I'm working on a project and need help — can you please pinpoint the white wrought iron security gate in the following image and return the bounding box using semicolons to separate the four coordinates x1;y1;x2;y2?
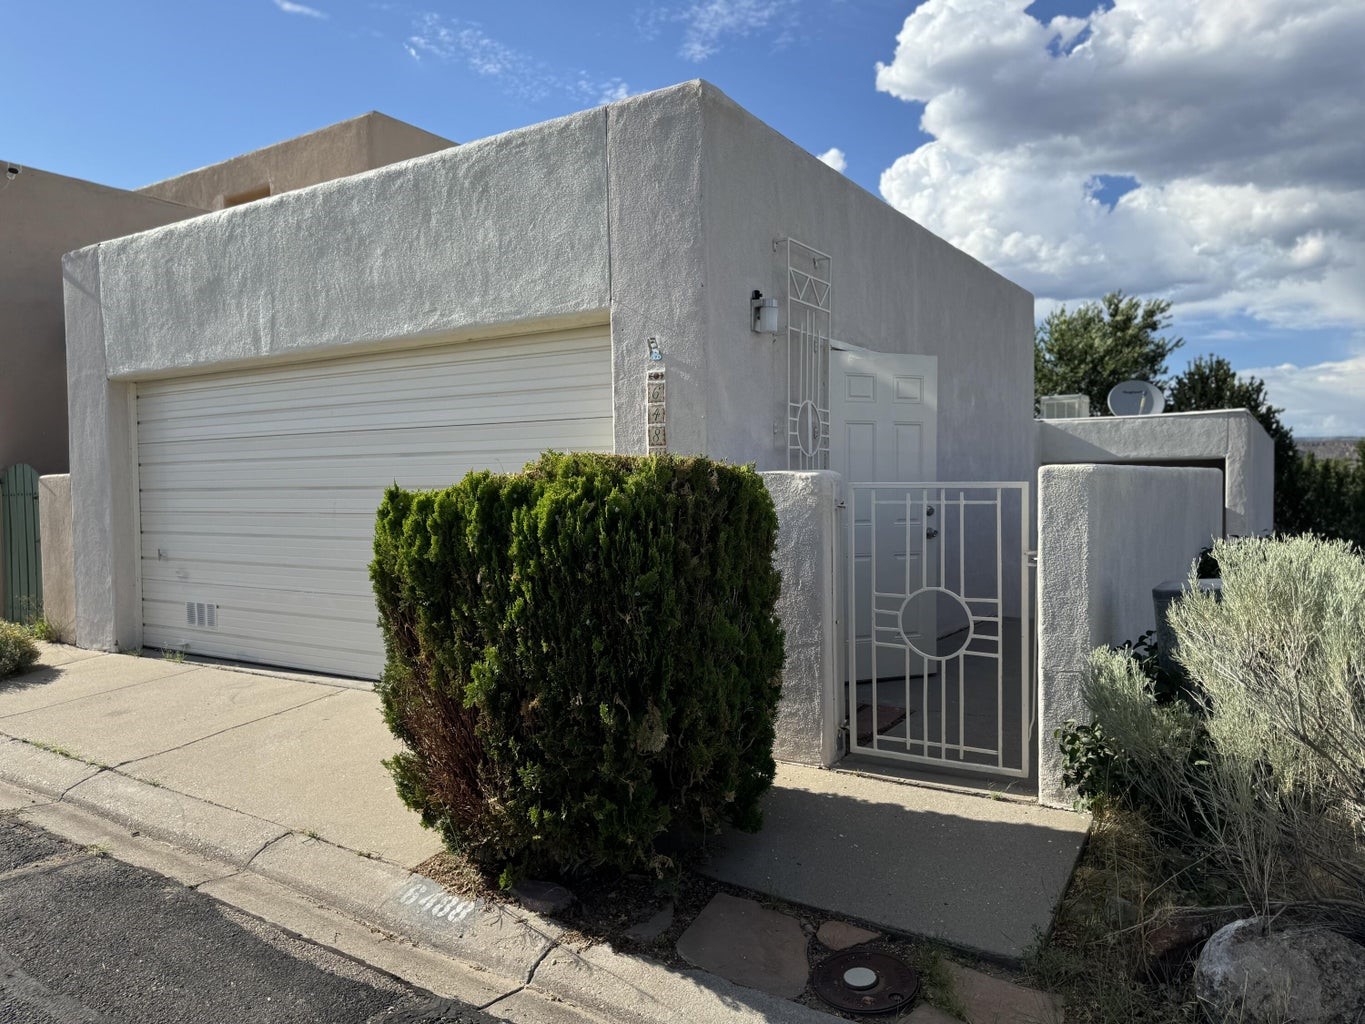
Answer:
845;482;1032;777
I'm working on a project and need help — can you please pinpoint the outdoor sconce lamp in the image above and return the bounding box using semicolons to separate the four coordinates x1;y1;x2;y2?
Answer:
751;290;779;333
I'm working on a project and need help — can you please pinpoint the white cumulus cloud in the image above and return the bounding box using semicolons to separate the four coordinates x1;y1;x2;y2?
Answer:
273;0;327;18
874;0;1365;331
680;0;793;60
817;147;847;174
637;1;794;61
406;14;631;105
1243;351;1365;436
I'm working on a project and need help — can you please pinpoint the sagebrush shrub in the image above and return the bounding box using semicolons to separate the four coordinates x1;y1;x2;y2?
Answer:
1075;536;1365;917
0;620;39;677
1169;536;1365;909
1168;536;1365;807
371;453;785;879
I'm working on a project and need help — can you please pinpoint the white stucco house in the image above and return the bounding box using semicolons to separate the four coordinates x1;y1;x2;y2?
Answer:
60;80;1271;803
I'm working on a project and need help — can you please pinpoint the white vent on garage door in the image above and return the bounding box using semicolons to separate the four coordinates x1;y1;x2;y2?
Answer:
186;602;218;629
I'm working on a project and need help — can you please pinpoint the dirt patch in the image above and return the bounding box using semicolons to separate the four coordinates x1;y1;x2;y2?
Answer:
1026;804;1207;1023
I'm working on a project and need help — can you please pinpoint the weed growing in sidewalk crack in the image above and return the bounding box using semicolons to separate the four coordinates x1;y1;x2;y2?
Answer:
912;943;967;1020
23;738;109;770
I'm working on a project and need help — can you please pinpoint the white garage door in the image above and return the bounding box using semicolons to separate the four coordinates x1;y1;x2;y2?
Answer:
137;326;613;679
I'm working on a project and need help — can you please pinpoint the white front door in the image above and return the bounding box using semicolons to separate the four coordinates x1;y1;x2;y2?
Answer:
829;347;939;682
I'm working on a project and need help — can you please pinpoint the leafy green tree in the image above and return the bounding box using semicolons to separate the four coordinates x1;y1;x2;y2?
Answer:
1166;354;1365;544
1034;292;1363;544
1289;445;1365;548
1168;355;1303;531
1035;292;1183;414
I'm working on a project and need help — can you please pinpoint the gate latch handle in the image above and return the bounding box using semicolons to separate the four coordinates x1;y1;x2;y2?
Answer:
925;504;935;517
926;527;939;540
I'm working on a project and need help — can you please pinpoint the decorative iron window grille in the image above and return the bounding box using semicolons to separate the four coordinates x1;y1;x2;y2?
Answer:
783;238;832;469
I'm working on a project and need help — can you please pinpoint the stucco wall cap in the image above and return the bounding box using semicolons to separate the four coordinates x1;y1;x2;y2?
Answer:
83;82;710;264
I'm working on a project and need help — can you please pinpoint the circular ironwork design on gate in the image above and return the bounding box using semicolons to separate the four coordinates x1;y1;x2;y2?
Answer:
897;586;974;660
793;399;821;458
812;950;921;1015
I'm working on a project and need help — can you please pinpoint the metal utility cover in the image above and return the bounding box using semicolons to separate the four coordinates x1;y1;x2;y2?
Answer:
812;950;921;1015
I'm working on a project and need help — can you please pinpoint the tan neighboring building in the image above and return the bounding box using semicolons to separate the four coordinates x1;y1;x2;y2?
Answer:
0;164;198;621
139;112;455;210
1;112;454;618
2;112;456;477
0;165;202;476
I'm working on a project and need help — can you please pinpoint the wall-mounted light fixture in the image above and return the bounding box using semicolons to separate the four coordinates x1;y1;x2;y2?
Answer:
751;290;779;333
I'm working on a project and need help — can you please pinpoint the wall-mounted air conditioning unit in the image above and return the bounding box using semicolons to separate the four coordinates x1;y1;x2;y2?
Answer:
1039;394;1091;419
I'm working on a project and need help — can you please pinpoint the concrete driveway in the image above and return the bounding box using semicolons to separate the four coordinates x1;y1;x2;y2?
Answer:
0;644;441;868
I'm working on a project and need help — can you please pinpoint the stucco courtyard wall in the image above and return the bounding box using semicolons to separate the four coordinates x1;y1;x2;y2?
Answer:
1039;409;1273;538
605;86;709;457
0;164;192;630
37;474;74;641
1036;464;1224;807
763;471;841;767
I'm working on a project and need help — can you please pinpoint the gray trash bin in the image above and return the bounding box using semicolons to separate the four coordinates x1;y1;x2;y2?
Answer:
1153;577;1223;680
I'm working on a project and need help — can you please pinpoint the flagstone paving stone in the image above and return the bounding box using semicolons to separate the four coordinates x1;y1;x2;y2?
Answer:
676;893;810;999
907;1005;965;1024
815;920;880;950
624;901;674;943
946;962;1064;1024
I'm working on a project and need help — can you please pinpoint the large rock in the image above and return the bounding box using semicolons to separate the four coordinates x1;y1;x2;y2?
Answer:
1144;905;1242;973
1195;918;1365;1024
509;879;574;915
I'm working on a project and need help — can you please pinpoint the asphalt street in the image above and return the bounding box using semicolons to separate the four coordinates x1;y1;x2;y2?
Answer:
0;816;499;1024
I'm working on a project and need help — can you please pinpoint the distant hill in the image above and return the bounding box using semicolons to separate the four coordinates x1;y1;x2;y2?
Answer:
1297;437;1362;463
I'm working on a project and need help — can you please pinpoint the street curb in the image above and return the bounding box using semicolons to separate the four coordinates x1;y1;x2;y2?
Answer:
0;744;844;1024
0;737;100;797
526;943;847;1024
250;833;559;990
65;769;288;865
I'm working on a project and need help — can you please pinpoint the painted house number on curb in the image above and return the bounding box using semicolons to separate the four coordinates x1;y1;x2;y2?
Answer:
398;882;482;928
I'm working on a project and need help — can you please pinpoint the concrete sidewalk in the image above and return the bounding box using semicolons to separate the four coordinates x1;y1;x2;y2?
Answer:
702;763;1090;962
0;643;848;1024
0;643;440;866
0;643;1083;1021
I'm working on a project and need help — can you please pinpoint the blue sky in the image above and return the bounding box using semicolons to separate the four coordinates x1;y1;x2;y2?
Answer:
5;0;1363;434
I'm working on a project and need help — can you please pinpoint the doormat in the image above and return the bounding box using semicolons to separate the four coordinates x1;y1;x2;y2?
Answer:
855;703;909;745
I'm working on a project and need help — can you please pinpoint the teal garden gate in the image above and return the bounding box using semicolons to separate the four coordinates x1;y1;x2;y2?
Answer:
1;463;42;623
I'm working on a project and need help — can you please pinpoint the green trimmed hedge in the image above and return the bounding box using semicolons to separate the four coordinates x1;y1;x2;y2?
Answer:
0;620;39;678
371;453;785;878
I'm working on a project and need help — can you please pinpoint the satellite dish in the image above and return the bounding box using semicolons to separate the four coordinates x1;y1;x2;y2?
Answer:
1107;379;1166;416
